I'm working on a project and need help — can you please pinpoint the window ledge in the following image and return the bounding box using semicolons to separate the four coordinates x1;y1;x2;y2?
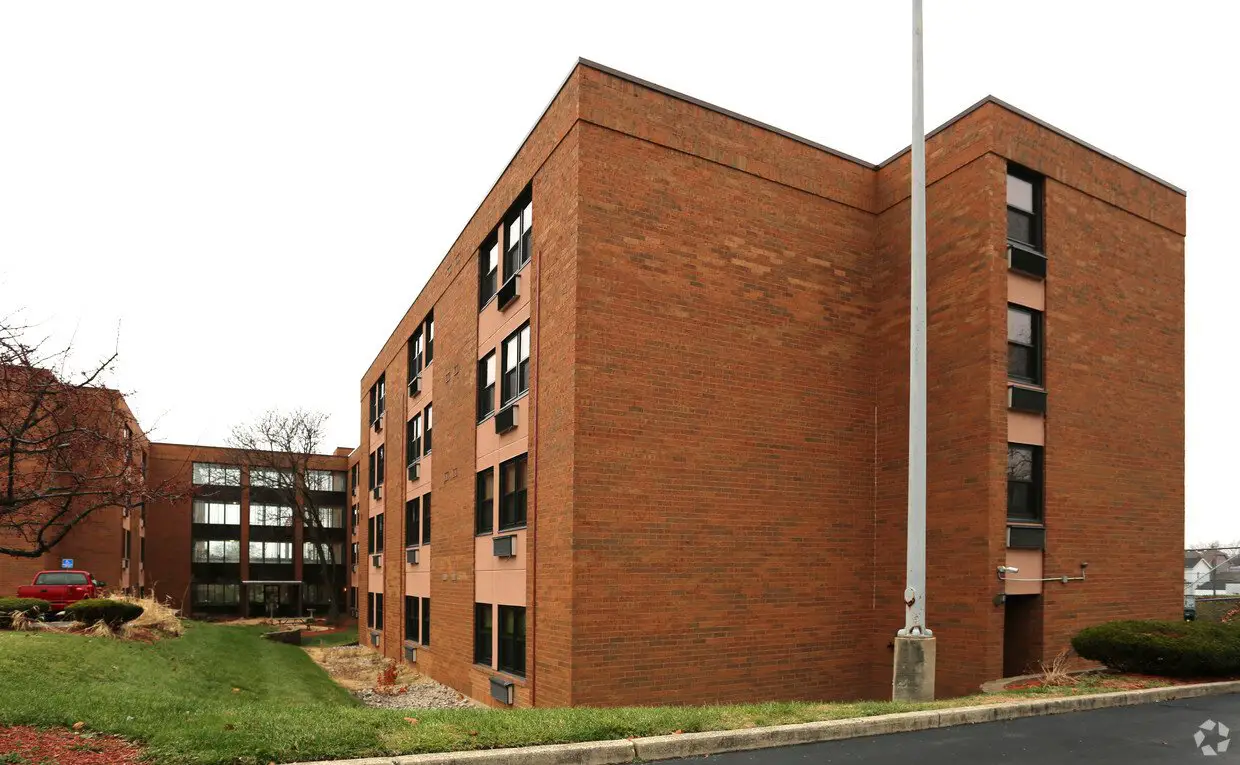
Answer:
1006;520;1045;528
1008;381;1046;392
497;525;528;534
499;391;530;411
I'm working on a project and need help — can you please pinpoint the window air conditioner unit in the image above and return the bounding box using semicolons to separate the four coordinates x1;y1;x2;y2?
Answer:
493;535;516;558
372;554;382;568
497;274;520;310
1007;242;1047;280
372;486;381;500
122;507;129;518
406;547;419;565
1008;386;1048;414
490;676;515;705
407;461;420;481
408;376;421;397
370;631;380;647
352;563;357;573
372;418;382;433
404;645;417;663
121;558;129;570
495;404;518;434
349;608;358;618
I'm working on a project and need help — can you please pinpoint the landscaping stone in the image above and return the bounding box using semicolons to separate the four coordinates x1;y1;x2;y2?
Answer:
262;628;303;645
355;682;480;710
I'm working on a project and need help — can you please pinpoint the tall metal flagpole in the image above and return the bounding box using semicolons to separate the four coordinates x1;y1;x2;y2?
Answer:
892;0;936;702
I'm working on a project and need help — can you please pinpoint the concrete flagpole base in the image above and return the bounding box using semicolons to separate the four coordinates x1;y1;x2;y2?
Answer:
892;635;937;702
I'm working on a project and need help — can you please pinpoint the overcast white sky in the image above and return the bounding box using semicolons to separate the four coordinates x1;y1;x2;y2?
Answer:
0;2;1232;544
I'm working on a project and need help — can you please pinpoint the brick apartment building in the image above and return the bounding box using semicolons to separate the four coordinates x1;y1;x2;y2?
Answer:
355;59;1184;708
144;443;352;617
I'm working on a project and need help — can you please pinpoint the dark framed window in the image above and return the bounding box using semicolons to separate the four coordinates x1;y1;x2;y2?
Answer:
369;374;386;423
1007;166;1042;250
365;449;386;491
407;414;422;464
497;605;526;676
499;454;528;530
351;504;359;533
475;468;494;535
501;323;531;405
1007;305;1043;385
350;463;359;492
367;451;375;490
367;592;375;628
475;603;493;665
422;493;431;544
503;196;533;280
375;593;384;630
375;512;385;553
349;586;357;610
479;234;500;308
423;405;433;455
424;311;434;366
405;595;419;642
405;498;420;547
367;517;375;554
351;541;359;563
408;327;424;380
421;597;430;646
1007;444;1043;523
478;351;496;421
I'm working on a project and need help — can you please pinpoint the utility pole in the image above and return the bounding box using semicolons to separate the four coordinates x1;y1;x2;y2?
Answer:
892;0;937;703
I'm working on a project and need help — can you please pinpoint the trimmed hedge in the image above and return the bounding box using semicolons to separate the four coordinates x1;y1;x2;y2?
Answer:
65;599;144;628
1072;619;1240;677
0;598;48;628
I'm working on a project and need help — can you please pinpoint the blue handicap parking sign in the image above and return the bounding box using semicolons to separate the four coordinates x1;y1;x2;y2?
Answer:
61;558;74;569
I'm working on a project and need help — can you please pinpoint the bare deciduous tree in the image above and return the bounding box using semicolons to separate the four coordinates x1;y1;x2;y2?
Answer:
1;315;181;558
228;409;345;620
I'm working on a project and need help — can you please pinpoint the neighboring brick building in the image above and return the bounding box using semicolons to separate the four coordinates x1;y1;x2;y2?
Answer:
144;443;352;616
1;364;357;616
356;59;1185;707
0;368;148;599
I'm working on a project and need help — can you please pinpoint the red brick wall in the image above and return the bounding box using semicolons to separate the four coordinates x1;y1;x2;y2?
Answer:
1039;176;1184;653
872;153;1010;698
571;119;878;705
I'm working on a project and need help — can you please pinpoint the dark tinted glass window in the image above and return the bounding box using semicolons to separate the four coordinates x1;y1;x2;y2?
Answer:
1007;444;1042;522
498;605;526;676
476;469;494;535
1007;305;1042;384
475;603;493;665
1006;168;1041;249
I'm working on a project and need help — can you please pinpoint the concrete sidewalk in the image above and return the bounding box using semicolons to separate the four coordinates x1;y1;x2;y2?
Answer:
288;680;1240;765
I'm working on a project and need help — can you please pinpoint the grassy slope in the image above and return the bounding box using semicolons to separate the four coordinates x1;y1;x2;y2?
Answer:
0;622;976;765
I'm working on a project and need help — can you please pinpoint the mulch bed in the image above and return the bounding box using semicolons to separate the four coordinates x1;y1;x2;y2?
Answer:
1003;672;1206;692
0;726;143;764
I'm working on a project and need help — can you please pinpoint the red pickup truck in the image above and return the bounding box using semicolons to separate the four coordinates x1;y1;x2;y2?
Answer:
16;570;101;612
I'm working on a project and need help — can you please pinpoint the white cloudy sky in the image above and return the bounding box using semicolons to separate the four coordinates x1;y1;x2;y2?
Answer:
0;2;1233;544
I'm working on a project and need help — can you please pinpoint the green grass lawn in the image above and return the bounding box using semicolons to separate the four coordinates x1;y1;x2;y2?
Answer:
0;622;986;765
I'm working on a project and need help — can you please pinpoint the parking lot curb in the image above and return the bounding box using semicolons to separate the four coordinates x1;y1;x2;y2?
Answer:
287;680;1240;765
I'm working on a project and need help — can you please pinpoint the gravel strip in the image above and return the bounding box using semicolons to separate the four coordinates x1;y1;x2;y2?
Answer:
355;682;483;710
